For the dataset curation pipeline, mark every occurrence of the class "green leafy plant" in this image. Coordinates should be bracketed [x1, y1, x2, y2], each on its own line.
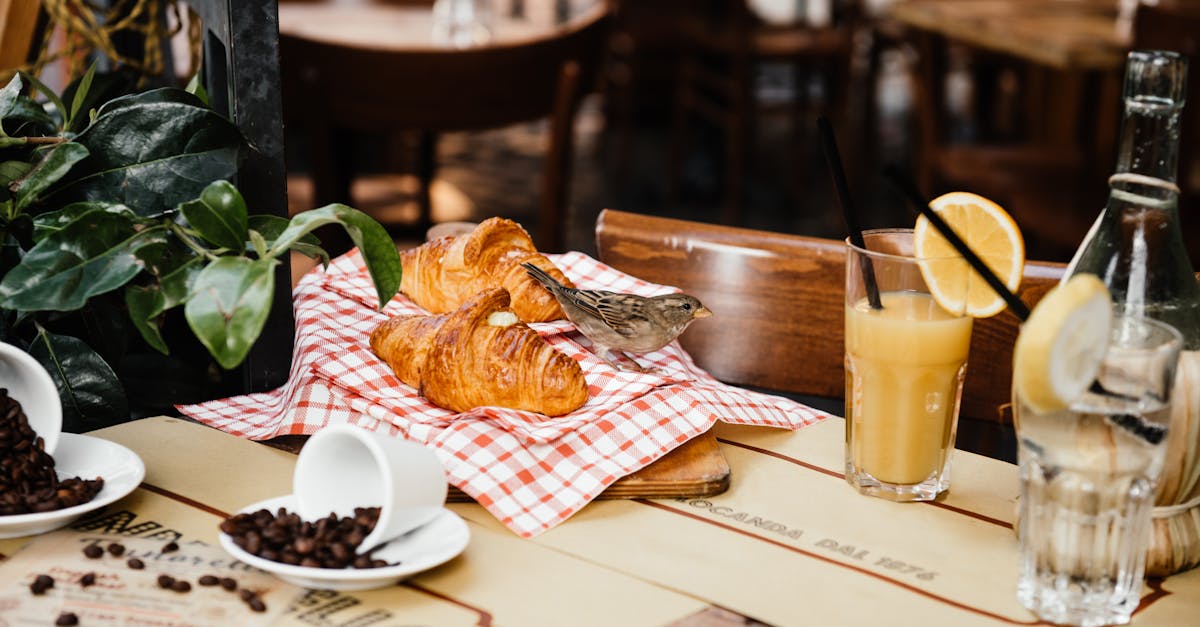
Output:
[0, 71, 401, 431]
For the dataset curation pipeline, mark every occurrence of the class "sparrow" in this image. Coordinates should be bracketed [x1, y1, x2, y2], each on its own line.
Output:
[522, 262, 712, 372]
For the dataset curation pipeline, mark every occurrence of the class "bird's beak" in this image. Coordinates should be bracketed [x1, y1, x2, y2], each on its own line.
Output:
[693, 306, 713, 319]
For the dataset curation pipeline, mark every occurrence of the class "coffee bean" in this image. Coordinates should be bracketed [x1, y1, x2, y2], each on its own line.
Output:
[0, 390, 103, 514]
[220, 577, 237, 591]
[29, 573, 53, 595]
[221, 506, 392, 569]
[106, 543, 125, 557]
[82, 544, 103, 559]
[198, 575, 219, 586]
[248, 597, 267, 612]
[238, 588, 255, 602]
[156, 574, 175, 589]
[171, 580, 191, 593]
[161, 541, 179, 553]
[55, 612, 79, 626]
[126, 557, 145, 570]
[80, 572, 96, 587]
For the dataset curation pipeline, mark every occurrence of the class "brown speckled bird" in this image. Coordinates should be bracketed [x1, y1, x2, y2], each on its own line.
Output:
[522, 262, 712, 371]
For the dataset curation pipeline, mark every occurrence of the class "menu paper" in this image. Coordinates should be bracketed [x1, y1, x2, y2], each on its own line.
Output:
[11, 416, 1195, 626]
[0, 532, 297, 625]
[41, 417, 707, 627]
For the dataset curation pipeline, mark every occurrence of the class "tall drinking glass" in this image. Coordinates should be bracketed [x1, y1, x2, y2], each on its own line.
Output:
[1014, 315, 1182, 627]
[844, 229, 973, 502]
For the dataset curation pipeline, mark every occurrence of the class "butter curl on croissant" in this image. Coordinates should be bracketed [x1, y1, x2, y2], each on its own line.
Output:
[400, 217, 573, 322]
[369, 287, 589, 417]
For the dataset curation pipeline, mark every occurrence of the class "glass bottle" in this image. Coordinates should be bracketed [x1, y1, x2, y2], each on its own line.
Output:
[1065, 50, 1200, 348]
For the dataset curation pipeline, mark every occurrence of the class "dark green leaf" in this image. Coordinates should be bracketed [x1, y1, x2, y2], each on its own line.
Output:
[60, 69, 137, 135]
[28, 329, 129, 431]
[32, 201, 135, 242]
[185, 256, 277, 369]
[94, 86, 206, 117]
[0, 73, 22, 122]
[286, 241, 330, 267]
[68, 62, 97, 128]
[13, 142, 88, 210]
[180, 180, 247, 251]
[0, 160, 31, 186]
[123, 252, 204, 355]
[49, 89, 244, 216]
[19, 71, 65, 128]
[247, 214, 320, 244]
[125, 284, 168, 354]
[0, 209, 142, 311]
[3, 95, 57, 137]
[158, 255, 204, 307]
[270, 204, 401, 308]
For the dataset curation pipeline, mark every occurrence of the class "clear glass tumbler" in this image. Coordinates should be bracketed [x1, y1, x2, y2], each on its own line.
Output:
[1014, 315, 1182, 627]
[844, 229, 973, 502]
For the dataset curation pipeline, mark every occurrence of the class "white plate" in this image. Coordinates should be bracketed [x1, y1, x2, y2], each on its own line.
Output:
[219, 494, 470, 591]
[0, 433, 145, 539]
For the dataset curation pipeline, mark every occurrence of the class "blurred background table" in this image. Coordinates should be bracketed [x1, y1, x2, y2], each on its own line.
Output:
[889, 0, 1131, 260]
[277, 0, 608, 253]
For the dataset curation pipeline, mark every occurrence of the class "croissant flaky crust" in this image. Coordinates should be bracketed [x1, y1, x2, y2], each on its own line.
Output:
[399, 217, 574, 322]
[369, 288, 589, 417]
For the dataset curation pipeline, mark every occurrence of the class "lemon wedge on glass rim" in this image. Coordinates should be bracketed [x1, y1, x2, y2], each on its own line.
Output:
[1013, 274, 1113, 414]
[913, 192, 1026, 318]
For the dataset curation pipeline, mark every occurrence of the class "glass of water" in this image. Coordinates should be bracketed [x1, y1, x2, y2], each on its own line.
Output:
[1013, 315, 1182, 627]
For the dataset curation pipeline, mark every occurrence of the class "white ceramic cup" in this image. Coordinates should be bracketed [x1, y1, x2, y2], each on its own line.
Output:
[293, 424, 447, 554]
[0, 341, 61, 455]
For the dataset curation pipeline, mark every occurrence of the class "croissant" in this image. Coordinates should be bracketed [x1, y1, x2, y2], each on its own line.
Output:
[400, 217, 574, 322]
[369, 287, 589, 417]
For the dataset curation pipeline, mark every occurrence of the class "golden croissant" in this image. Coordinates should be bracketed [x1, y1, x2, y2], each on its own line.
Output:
[400, 217, 574, 322]
[369, 287, 589, 417]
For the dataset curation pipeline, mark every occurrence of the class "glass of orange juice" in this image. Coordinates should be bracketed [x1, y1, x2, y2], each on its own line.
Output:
[844, 229, 973, 501]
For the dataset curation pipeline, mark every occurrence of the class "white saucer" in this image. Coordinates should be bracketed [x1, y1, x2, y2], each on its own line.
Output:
[219, 494, 469, 591]
[0, 433, 145, 539]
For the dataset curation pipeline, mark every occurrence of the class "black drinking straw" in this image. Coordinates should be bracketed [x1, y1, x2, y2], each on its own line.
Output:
[882, 165, 1031, 321]
[818, 116, 882, 310]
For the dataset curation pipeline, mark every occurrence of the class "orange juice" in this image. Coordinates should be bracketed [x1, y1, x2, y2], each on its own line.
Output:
[845, 291, 973, 486]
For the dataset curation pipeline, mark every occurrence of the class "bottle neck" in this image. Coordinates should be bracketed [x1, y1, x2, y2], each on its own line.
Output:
[1114, 96, 1183, 183]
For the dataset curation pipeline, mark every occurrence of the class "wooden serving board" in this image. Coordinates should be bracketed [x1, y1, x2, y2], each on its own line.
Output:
[446, 430, 731, 502]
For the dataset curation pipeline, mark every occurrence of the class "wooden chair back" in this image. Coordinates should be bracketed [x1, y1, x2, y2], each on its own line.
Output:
[595, 209, 1066, 461]
[0, 0, 40, 83]
[280, 4, 611, 252]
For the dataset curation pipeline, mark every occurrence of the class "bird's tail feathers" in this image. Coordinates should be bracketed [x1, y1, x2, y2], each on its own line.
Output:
[521, 262, 559, 288]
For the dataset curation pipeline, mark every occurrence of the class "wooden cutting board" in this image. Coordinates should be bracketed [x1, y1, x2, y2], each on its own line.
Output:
[446, 430, 731, 502]
[267, 429, 732, 502]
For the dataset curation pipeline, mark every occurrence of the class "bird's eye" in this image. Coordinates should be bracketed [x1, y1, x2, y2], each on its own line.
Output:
[682, 303, 692, 311]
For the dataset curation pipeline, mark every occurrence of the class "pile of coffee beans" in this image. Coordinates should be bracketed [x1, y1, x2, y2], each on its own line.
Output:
[0, 389, 103, 515]
[220, 507, 393, 569]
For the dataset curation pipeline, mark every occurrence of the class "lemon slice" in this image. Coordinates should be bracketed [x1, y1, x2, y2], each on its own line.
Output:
[913, 192, 1026, 317]
[1013, 274, 1113, 414]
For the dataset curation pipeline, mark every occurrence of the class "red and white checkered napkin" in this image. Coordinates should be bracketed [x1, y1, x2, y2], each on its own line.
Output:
[177, 249, 831, 537]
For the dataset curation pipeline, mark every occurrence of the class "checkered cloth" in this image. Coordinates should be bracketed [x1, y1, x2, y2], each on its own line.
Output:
[178, 249, 831, 537]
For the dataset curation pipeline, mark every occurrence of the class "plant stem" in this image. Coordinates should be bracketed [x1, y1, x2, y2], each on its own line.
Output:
[169, 223, 221, 262]
[0, 136, 67, 148]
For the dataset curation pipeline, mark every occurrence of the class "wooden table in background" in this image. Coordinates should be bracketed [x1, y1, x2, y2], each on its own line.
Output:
[889, 0, 1130, 256]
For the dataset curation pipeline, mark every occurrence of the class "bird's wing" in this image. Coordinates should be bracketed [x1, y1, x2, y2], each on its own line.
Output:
[589, 293, 647, 338]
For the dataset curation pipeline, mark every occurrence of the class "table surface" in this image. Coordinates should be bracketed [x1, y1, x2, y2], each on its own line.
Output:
[888, 0, 1130, 71]
[3, 416, 1198, 626]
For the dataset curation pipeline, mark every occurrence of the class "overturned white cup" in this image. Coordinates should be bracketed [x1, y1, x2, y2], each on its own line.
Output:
[0, 341, 61, 455]
[293, 424, 447, 554]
